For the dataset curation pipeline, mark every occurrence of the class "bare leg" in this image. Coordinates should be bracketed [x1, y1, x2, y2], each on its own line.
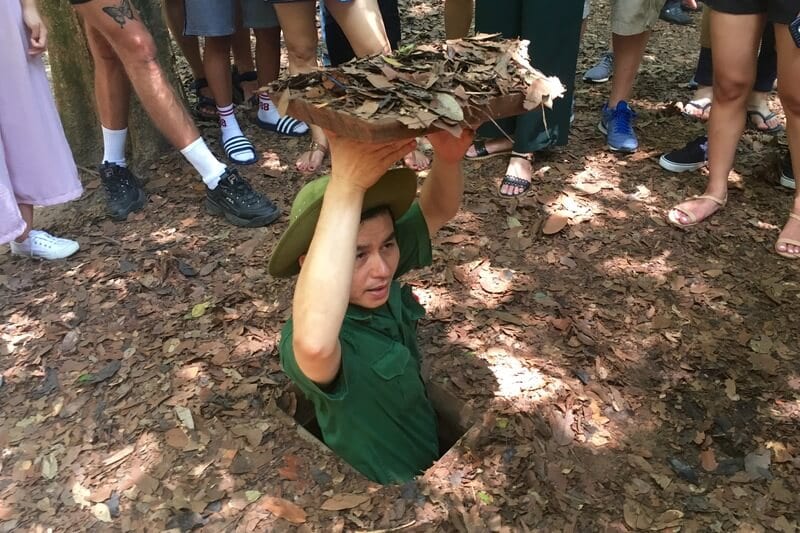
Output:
[232, 26, 254, 73]
[273, 2, 327, 172]
[203, 36, 234, 108]
[232, 26, 258, 101]
[254, 27, 280, 86]
[668, 11, 763, 226]
[774, 22, 800, 257]
[445, 0, 474, 39]
[161, 0, 204, 78]
[608, 31, 650, 107]
[75, 0, 200, 149]
[84, 24, 131, 130]
[14, 204, 33, 242]
[324, 0, 390, 56]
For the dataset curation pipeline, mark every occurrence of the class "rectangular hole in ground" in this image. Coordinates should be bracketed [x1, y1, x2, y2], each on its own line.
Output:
[278, 381, 474, 459]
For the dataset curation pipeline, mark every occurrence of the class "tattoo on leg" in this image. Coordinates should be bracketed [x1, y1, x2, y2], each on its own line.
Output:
[102, 0, 136, 28]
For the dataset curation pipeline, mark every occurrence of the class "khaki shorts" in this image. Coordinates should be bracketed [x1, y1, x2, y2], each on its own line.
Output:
[611, 0, 663, 35]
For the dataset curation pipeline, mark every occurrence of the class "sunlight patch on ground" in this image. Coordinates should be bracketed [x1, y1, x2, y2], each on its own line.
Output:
[485, 347, 552, 400]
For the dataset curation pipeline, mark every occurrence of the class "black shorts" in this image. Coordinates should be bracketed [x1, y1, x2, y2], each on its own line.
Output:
[705, 0, 800, 24]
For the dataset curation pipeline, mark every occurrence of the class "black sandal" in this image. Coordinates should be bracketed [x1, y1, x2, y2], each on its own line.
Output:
[498, 152, 534, 198]
[465, 139, 513, 161]
[232, 69, 257, 106]
[189, 78, 217, 121]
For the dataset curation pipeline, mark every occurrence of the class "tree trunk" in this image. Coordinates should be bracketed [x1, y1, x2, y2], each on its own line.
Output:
[40, 0, 183, 174]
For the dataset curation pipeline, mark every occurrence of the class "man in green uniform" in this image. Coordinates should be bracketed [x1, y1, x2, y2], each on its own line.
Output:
[269, 129, 474, 484]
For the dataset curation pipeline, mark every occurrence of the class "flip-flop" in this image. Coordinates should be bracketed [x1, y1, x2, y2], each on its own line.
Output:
[667, 193, 727, 227]
[254, 115, 309, 137]
[775, 213, 800, 259]
[465, 139, 513, 161]
[746, 110, 784, 134]
[681, 99, 711, 120]
[222, 135, 258, 165]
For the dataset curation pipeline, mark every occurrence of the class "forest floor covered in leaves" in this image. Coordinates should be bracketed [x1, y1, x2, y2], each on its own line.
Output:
[1, 0, 799, 531]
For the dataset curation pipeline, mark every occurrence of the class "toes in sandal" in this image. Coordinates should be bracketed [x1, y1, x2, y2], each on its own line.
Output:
[746, 110, 784, 134]
[498, 152, 534, 198]
[404, 149, 431, 171]
[466, 139, 512, 161]
[775, 212, 800, 259]
[223, 135, 258, 165]
[255, 115, 309, 137]
[681, 99, 711, 120]
[667, 194, 727, 227]
[298, 141, 328, 173]
[498, 175, 532, 198]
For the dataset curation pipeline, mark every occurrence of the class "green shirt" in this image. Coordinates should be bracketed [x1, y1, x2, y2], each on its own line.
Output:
[280, 202, 439, 485]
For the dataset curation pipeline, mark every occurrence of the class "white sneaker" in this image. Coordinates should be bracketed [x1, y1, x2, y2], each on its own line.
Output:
[9, 230, 80, 260]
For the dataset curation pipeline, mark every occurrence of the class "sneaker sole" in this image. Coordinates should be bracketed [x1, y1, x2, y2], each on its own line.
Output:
[110, 188, 147, 221]
[583, 76, 611, 83]
[780, 174, 796, 190]
[658, 156, 707, 173]
[597, 122, 638, 153]
[205, 198, 281, 227]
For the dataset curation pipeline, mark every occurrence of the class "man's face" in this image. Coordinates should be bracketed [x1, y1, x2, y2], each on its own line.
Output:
[349, 211, 399, 309]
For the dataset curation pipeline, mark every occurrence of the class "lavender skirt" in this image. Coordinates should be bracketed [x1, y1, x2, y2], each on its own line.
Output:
[0, 0, 83, 244]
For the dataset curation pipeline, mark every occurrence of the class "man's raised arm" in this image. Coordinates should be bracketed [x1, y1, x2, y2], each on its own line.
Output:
[291, 135, 416, 385]
[418, 130, 475, 236]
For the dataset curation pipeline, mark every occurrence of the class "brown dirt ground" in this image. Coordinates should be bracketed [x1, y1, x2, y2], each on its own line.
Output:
[1, 1, 798, 531]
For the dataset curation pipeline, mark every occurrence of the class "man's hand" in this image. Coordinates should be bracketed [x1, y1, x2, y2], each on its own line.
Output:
[22, 2, 47, 56]
[682, 0, 698, 11]
[327, 131, 417, 192]
[428, 129, 475, 165]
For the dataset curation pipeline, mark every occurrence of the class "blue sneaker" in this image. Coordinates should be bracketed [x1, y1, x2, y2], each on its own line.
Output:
[598, 101, 639, 153]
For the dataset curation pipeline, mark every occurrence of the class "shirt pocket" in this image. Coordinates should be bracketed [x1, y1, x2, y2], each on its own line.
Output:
[370, 344, 422, 406]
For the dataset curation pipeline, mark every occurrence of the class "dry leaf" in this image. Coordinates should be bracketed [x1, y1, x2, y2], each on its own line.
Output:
[41, 453, 57, 480]
[102, 445, 134, 466]
[749, 353, 779, 375]
[548, 409, 574, 446]
[699, 449, 718, 472]
[91, 503, 112, 523]
[542, 213, 568, 235]
[724, 378, 740, 401]
[174, 406, 195, 430]
[320, 493, 370, 511]
[259, 496, 307, 524]
[623, 499, 653, 530]
[165, 428, 189, 449]
[744, 449, 772, 480]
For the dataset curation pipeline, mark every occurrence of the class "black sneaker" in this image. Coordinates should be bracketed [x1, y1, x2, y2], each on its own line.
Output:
[659, 135, 708, 173]
[780, 151, 795, 190]
[205, 168, 281, 227]
[99, 162, 147, 220]
[660, 0, 692, 25]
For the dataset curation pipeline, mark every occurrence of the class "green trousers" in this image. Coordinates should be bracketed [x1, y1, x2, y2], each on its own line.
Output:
[475, 0, 583, 153]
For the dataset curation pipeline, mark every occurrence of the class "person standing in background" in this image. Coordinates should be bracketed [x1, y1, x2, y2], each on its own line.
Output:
[1, 0, 84, 259]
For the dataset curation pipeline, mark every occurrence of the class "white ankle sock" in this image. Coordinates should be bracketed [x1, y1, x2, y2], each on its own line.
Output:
[218, 104, 256, 164]
[180, 137, 227, 189]
[102, 126, 128, 167]
[218, 104, 244, 142]
[257, 94, 280, 124]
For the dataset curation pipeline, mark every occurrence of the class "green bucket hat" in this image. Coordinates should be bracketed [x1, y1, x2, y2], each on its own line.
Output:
[269, 168, 417, 278]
